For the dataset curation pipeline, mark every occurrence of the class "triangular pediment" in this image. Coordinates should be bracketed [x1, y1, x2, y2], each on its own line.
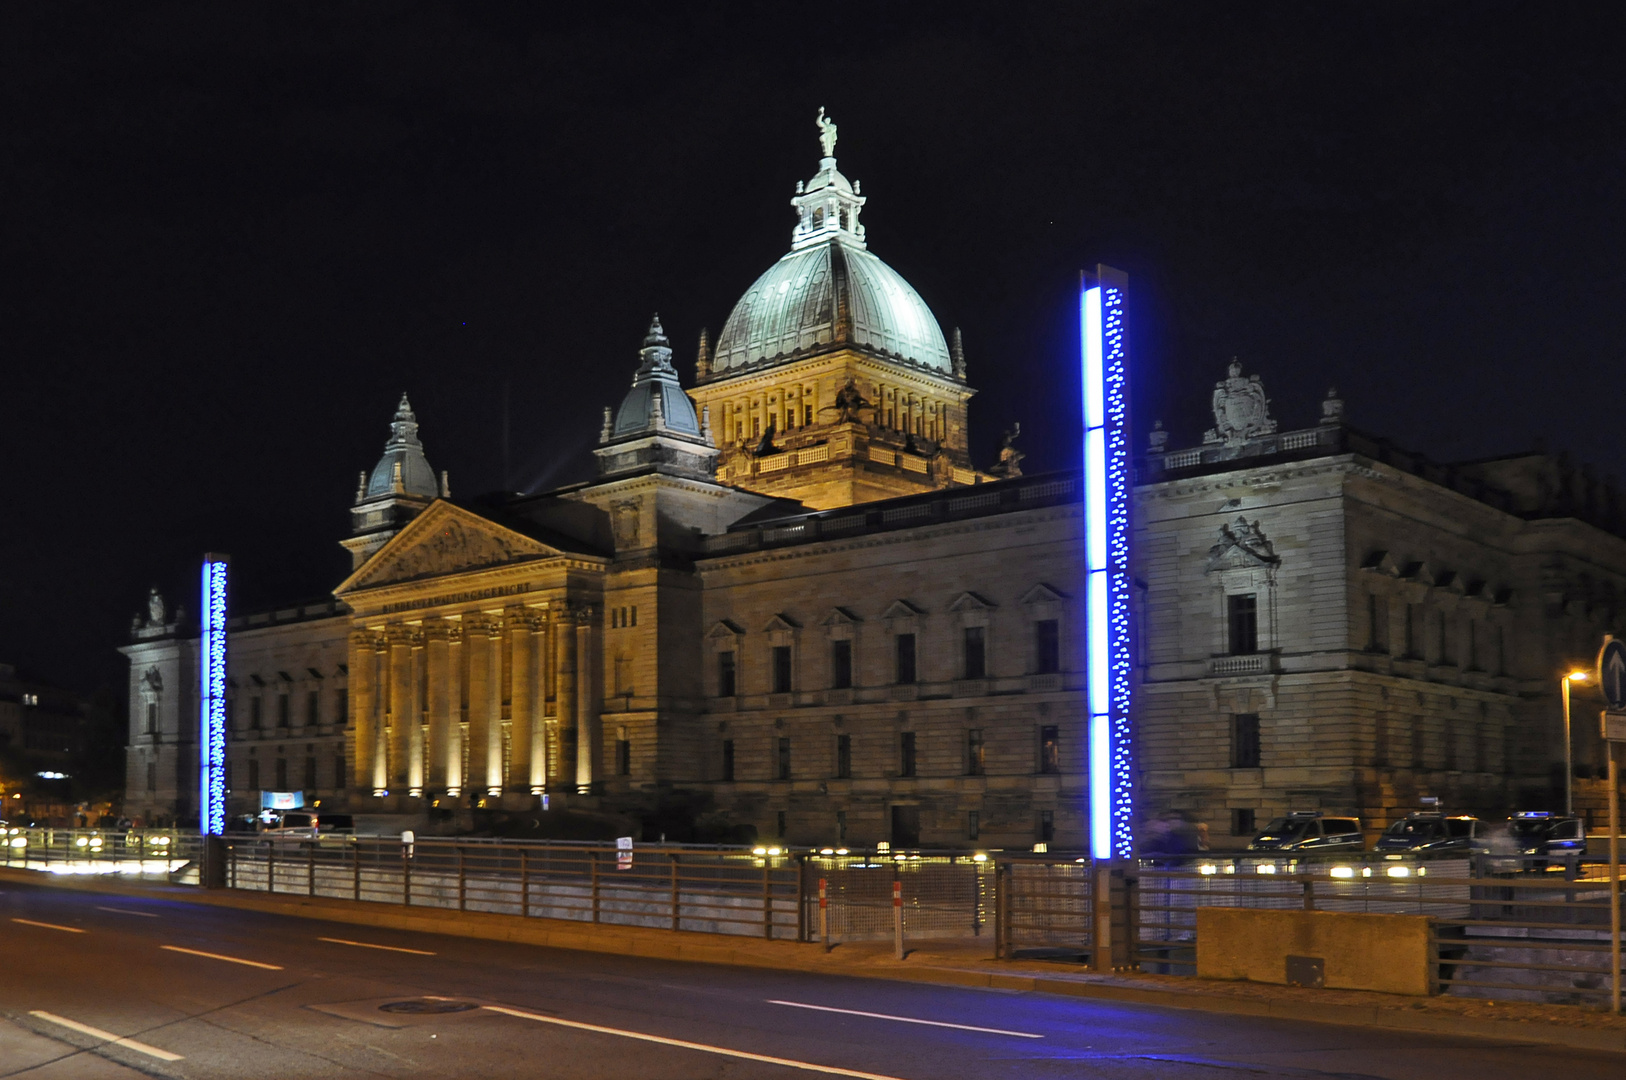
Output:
[821, 607, 862, 627]
[337, 502, 564, 594]
[707, 619, 745, 640]
[1020, 584, 1068, 606]
[948, 591, 996, 613]
[881, 599, 924, 621]
[1360, 550, 1399, 576]
[763, 613, 802, 633]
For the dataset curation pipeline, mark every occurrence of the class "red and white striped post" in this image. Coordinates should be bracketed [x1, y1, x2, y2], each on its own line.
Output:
[818, 877, 829, 951]
[893, 878, 904, 960]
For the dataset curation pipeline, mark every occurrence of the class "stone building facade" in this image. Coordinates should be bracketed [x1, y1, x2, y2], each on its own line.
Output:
[121, 117, 1626, 845]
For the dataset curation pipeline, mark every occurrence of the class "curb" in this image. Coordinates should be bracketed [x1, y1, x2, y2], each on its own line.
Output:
[3, 867, 1622, 1054]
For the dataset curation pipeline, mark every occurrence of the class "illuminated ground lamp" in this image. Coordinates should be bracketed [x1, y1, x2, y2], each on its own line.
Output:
[1080, 266, 1134, 862]
[199, 554, 229, 887]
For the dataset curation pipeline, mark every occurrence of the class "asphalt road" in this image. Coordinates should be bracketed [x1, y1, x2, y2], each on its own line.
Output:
[0, 881, 1618, 1079]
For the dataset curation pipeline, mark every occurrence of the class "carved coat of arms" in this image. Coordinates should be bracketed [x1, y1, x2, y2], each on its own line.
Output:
[1205, 517, 1280, 572]
[1204, 360, 1277, 446]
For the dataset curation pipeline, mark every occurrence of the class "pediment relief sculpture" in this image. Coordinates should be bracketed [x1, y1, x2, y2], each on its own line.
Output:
[1205, 516, 1280, 573]
[345, 506, 556, 591]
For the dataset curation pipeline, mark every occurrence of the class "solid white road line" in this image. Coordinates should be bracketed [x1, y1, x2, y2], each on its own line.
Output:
[96, 906, 160, 918]
[160, 945, 283, 970]
[28, 1011, 184, 1062]
[767, 1000, 1043, 1039]
[318, 936, 436, 956]
[484, 1005, 911, 1080]
[11, 917, 84, 934]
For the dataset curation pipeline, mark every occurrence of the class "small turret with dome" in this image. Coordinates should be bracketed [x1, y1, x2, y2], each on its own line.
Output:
[341, 393, 448, 569]
[593, 315, 717, 481]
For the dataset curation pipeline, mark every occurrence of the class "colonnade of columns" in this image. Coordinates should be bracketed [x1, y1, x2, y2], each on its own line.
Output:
[346, 601, 601, 802]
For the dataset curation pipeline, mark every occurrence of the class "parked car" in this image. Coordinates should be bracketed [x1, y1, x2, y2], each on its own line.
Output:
[263, 811, 355, 841]
[1247, 812, 1365, 852]
[1506, 812, 1587, 869]
[1375, 813, 1486, 854]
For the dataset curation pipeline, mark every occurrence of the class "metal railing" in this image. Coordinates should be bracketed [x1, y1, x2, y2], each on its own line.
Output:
[0, 826, 198, 881]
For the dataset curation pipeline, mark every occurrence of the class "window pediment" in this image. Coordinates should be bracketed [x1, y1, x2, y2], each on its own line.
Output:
[707, 619, 745, 640]
[948, 591, 996, 613]
[1020, 584, 1068, 606]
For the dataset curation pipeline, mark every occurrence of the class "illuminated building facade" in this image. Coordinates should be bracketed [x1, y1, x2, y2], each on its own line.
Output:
[121, 116, 1626, 845]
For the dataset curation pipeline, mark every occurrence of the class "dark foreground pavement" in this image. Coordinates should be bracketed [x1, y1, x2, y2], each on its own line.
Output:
[1, 879, 1619, 1079]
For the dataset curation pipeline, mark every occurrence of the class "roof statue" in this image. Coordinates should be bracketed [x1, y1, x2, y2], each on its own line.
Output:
[989, 423, 1025, 479]
[1204, 358, 1277, 446]
[820, 377, 874, 423]
[146, 587, 166, 628]
[816, 107, 838, 158]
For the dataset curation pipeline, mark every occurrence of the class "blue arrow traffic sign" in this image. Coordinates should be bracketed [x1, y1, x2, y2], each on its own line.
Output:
[1599, 638, 1626, 712]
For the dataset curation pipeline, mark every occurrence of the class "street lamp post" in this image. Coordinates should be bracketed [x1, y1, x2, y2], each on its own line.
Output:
[1562, 671, 1590, 816]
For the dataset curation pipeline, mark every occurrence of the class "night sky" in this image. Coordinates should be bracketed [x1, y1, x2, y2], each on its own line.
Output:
[6, 3, 1626, 696]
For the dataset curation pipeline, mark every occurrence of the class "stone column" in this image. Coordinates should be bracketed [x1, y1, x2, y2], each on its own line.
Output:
[464, 616, 490, 794]
[528, 611, 547, 794]
[407, 631, 425, 795]
[446, 625, 464, 795]
[575, 605, 599, 793]
[370, 637, 390, 793]
[425, 621, 450, 790]
[485, 618, 505, 795]
[556, 606, 577, 792]
[347, 629, 376, 797]
[389, 630, 413, 793]
[509, 609, 532, 793]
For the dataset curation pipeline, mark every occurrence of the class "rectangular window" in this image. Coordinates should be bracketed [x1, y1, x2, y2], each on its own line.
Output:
[836, 809, 847, 842]
[830, 640, 853, 689]
[804, 405, 813, 426]
[303, 756, 317, 789]
[776, 809, 787, 838]
[1227, 594, 1258, 655]
[899, 731, 917, 777]
[1039, 810, 1055, 842]
[145, 703, 157, 733]
[306, 690, 320, 727]
[717, 651, 736, 697]
[1231, 808, 1256, 836]
[966, 728, 985, 776]
[895, 633, 917, 684]
[274, 757, 287, 789]
[248, 759, 260, 789]
[1034, 619, 1060, 674]
[772, 645, 792, 694]
[836, 733, 851, 779]
[277, 695, 290, 728]
[1405, 603, 1421, 658]
[1368, 593, 1388, 652]
[616, 738, 631, 776]
[968, 810, 980, 841]
[1230, 713, 1261, 768]
[630, 606, 637, 627]
[963, 626, 986, 680]
[1039, 725, 1060, 774]
[334, 755, 346, 790]
[777, 737, 792, 781]
[335, 689, 348, 727]
[251, 698, 262, 729]
[721, 739, 735, 782]
[146, 760, 156, 791]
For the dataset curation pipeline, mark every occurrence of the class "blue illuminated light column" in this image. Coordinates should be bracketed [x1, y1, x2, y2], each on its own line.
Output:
[199, 554, 230, 836]
[1081, 266, 1134, 861]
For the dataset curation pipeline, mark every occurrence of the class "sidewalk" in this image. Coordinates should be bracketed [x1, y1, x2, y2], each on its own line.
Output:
[5, 866, 1623, 1054]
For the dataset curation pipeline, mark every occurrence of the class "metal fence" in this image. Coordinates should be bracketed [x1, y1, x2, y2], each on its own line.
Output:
[804, 852, 993, 945]
[0, 826, 199, 882]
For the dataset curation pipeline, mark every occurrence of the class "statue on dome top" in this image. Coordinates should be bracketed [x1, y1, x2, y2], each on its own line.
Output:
[816, 107, 838, 158]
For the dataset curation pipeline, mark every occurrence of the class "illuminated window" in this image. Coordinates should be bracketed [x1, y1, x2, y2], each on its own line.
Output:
[1039, 725, 1060, 774]
[1227, 594, 1258, 655]
[899, 732, 916, 777]
[835, 733, 851, 779]
[967, 728, 985, 776]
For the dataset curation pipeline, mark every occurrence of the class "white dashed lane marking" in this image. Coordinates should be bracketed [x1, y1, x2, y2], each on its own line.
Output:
[29, 1011, 184, 1062]
[11, 917, 84, 934]
[160, 945, 283, 970]
[318, 936, 436, 955]
[767, 1000, 1043, 1038]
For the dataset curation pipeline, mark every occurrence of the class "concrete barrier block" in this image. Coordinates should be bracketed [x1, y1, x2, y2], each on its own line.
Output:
[1196, 907, 1432, 996]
